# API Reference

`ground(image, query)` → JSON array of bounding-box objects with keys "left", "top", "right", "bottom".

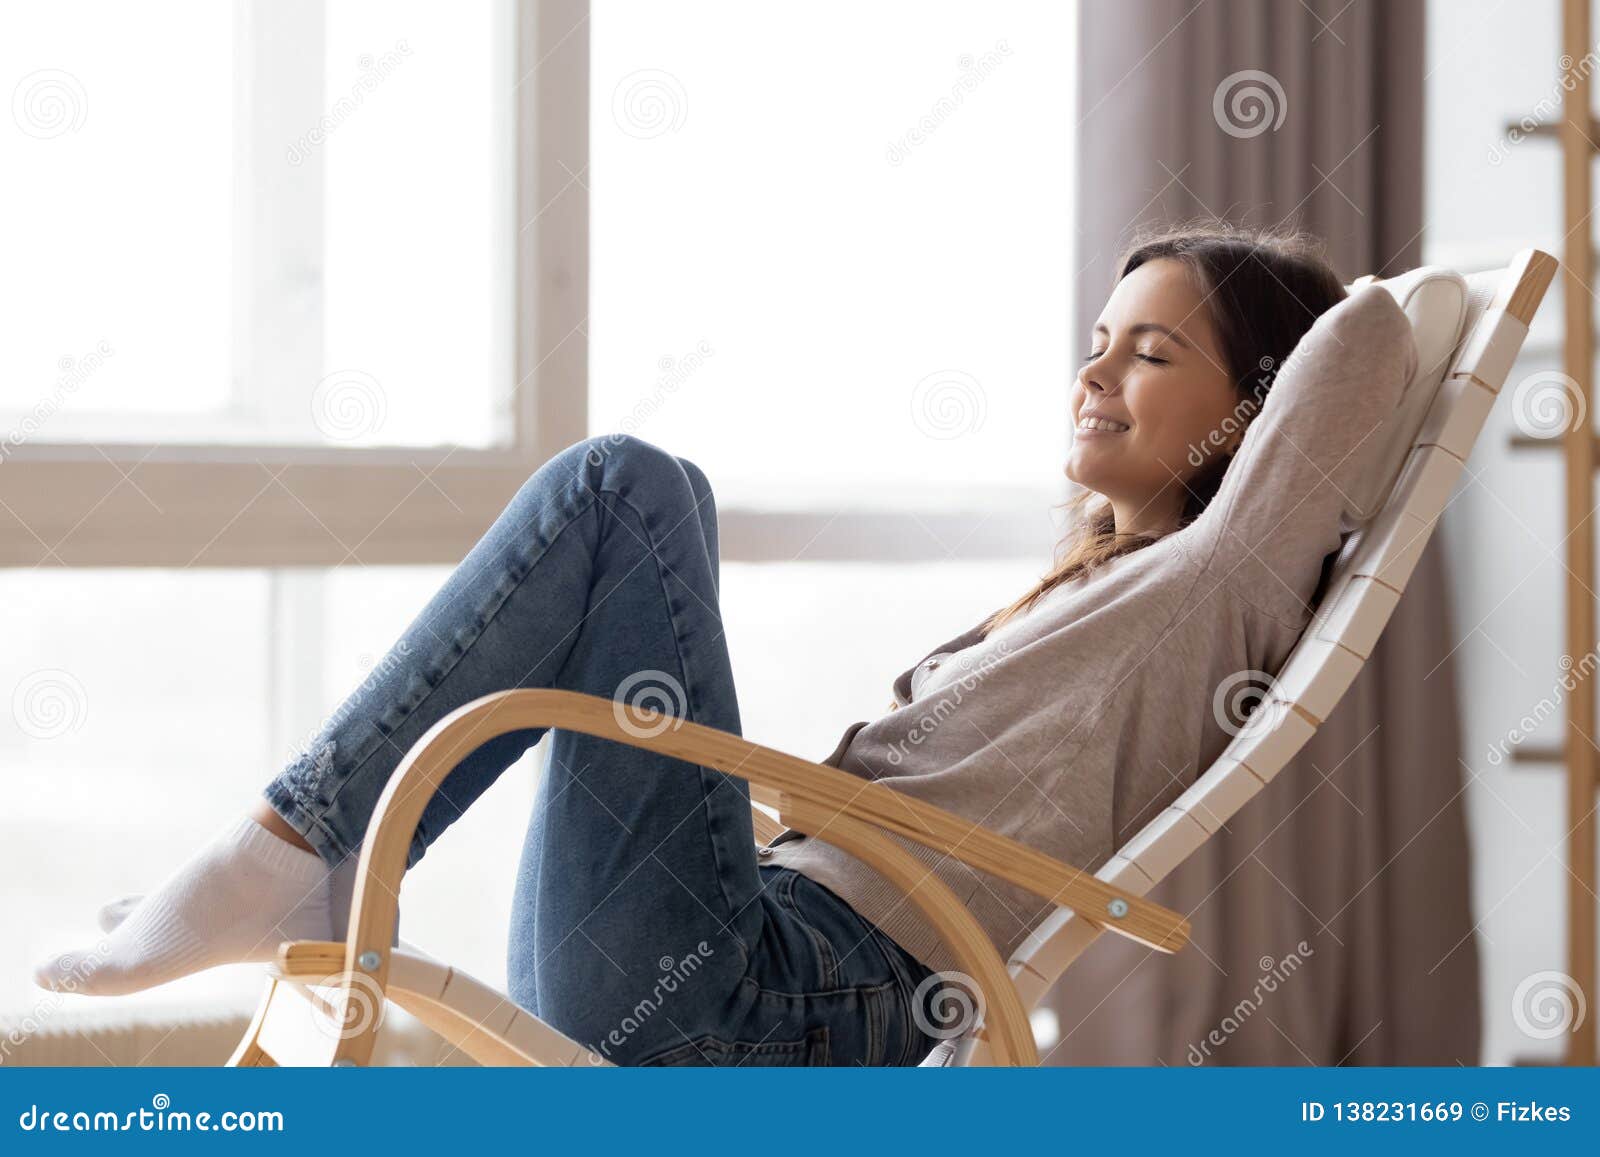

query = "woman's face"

[{"left": 1068, "top": 257, "right": 1245, "bottom": 537}]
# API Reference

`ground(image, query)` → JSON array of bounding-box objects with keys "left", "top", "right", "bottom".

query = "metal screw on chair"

[
  {"left": 1106, "top": 898, "right": 1129, "bottom": 919},
  {"left": 357, "top": 950, "right": 382, "bottom": 970}
]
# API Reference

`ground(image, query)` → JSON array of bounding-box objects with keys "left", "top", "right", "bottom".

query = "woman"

[{"left": 34, "top": 222, "right": 1416, "bottom": 1065}]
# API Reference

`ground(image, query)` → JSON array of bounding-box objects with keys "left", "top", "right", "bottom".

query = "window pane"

[
  {"left": 321, "top": 0, "right": 515, "bottom": 449},
  {"left": 0, "top": 557, "right": 1040, "bottom": 1021},
  {"left": 0, "top": 565, "right": 530, "bottom": 1022},
  {"left": 3, "top": 570, "right": 273, "bottom": 1016},
  {"left": 719, "top": 559, "right": 1042, "bottom": 758},
  {"left": 0, "top": 0, "right": 514, "bottom": 450},
  {"left": 591, "top": 0, "right": 1075, "bottom": 504},
  {"left": 0, "top": 1, "right": 234, "bottom": 419}
]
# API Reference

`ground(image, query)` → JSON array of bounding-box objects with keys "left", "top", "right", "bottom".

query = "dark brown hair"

[{"left": 984, "top": 220, "right": 1349, "bottom": 633}]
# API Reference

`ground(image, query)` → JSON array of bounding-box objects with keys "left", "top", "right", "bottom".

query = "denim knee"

[
  {"left": 672, "top": 455, "right": 712, "bottom": 501},
  {"left": 537, "top": 436, "right": 712, "bottom": 536},
  {"left": 504, "top": 436, "right": 692, "bottom": 530},
  {"left": 573, "top": 434, "right": 682, "bottom": 487}
]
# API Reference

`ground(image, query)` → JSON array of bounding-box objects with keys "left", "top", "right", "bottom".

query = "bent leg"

[
  {"left": 500, "top": 454, "right": 938, "bottom": 1066},
  {"left": 262, "top": 436, "right": 741, "bottom": 875},
  {"left": 507, "top": 452, "right": 725, "bottom": 993},
  {"left": 483, "top": 436, "right": 763, "bottom": 1042},
  {"left": 36, "top": 434, "right": 744, "bottom": 998}
]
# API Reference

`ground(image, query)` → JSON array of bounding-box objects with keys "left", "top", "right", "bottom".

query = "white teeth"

[{"left": 1078, "top": 416, "right": 1130, "bottom": 433}]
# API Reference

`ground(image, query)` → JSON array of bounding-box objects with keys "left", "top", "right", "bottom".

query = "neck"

[{"left": 1109, "top": 493, "right": 1183, "bottom": 540}]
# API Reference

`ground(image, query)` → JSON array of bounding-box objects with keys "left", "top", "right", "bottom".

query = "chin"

[
  {"left": 1064, "top": 458, "right": 1101, "bottom": 492},
  {"left": 1067, "top": 451, "right": 1125, "bottom": 494}
]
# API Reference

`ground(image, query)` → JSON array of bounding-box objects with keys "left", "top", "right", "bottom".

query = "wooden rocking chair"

[{"left": 229, "top": 248, "right": 1556, "bottom": 1068}]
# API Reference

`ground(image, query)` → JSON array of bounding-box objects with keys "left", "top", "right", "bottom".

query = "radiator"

[{"left": 1, "top": 1004, "right": 474, "bottom": 1067}]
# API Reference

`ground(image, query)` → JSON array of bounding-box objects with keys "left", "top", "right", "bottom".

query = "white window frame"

[
  {"left": 1, "top": 1, "right": 584, "bottom": 568},
  {"left": 1, "top": 0, "right": 1044, "bottom": 570}
]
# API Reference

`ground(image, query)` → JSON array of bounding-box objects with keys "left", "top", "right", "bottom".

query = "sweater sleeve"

[{"left": 1192, "top": 284, "right": 1418, "bottom": 625}]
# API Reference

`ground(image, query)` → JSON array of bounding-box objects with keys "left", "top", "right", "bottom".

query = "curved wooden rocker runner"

[{"left": 230, "top": 249, "right": 1556, "bottom": 1068}]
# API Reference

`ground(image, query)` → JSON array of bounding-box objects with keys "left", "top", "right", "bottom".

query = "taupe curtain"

[{"left": 1048, "top": 0, "right": 1480, "bottom": 1065}]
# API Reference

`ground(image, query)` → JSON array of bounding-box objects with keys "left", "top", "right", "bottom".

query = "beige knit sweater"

[{"left": 764, "top": 285, "right": 1419, "bottom": 973}]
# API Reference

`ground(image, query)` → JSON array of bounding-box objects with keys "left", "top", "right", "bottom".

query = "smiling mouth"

[{"left": 1076, "top": 415, "right": 1131, "bottom": 434}]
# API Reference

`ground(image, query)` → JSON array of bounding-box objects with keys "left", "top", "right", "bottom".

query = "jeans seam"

[
  {"left": 637, "top": 1025, "right": 827, "bottom": 1066},
  {"left": 776, "top": 871, "right": 840, "bottom": 989},
  {"left": 868, "top": 983, "right": 887, "bottom": 1065},
  {"left": 743, "top": 972, "right": 899, "bottom": 1005},
  {"left": 262, "top": 780, "right": 348, "bottom": 867},
  {"left": 875, "top": 926, "right": 933, "bottom": 1063},
  {"left": 605, "top": 479, "right": 749, "bottom": 955}
]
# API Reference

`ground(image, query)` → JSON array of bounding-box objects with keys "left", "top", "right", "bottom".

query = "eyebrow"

[{"left": 1091, "top": 321, "right": 1195, "bottom": 350}]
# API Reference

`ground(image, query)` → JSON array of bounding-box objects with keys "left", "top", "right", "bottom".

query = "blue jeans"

[{"left": 264, "top": 435, "right": 942, "bottom": 1066}]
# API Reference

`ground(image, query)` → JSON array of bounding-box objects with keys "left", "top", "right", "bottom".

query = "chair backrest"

[{"left": 934, "top": 250, "right": 1556, "bottom": 1066}]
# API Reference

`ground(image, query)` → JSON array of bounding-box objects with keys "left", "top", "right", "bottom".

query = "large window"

[
  {"left": 2, "top": 0, "right": 514, "bottom": 449},
  {"left": 591, "top": 1, "right": 1074, "bottom": 505},
  {"left": 0, "top": 0, "right": 576, "bottom": 571},
  {"left": 1, "top": 0, "right": 1074, "bottom": 1031}
]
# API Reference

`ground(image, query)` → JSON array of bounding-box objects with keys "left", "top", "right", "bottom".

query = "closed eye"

[{"left": 1081, "top": 350, "right": 1170, "bottom": 365}]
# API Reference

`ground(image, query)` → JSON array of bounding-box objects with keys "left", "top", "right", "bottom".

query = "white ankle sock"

[
  {"left": 96, "top": 894, "right": 141, "bottom": 933},
  {"left": 34, "top": 818, "right": 336, "bottom": 996},
  {"left": 93, "top": 848, "right": 392, "bottom": 943}
]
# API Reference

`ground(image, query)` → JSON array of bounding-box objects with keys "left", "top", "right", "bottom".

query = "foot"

[
  {"left": 33, "top": 818, "right": 337, "bottom": 996},
  {"left": 95, "top": 895, "right": 141, "bottom": 933},
  {"left": 86, "top": 848, "right": 384, "bottom": 950}
]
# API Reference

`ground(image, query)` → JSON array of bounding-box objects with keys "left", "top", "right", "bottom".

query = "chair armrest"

[{"left": 325, "top": 688, "right": 1190, "bottom": 1064}]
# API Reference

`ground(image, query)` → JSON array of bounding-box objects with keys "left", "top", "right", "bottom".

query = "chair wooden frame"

[
  {"left": 230, "top": 689, "right": 1190, "bottom": 1068},
  {"left": 230, "top": 249, "right": 1556, "bottom": 1069}
]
